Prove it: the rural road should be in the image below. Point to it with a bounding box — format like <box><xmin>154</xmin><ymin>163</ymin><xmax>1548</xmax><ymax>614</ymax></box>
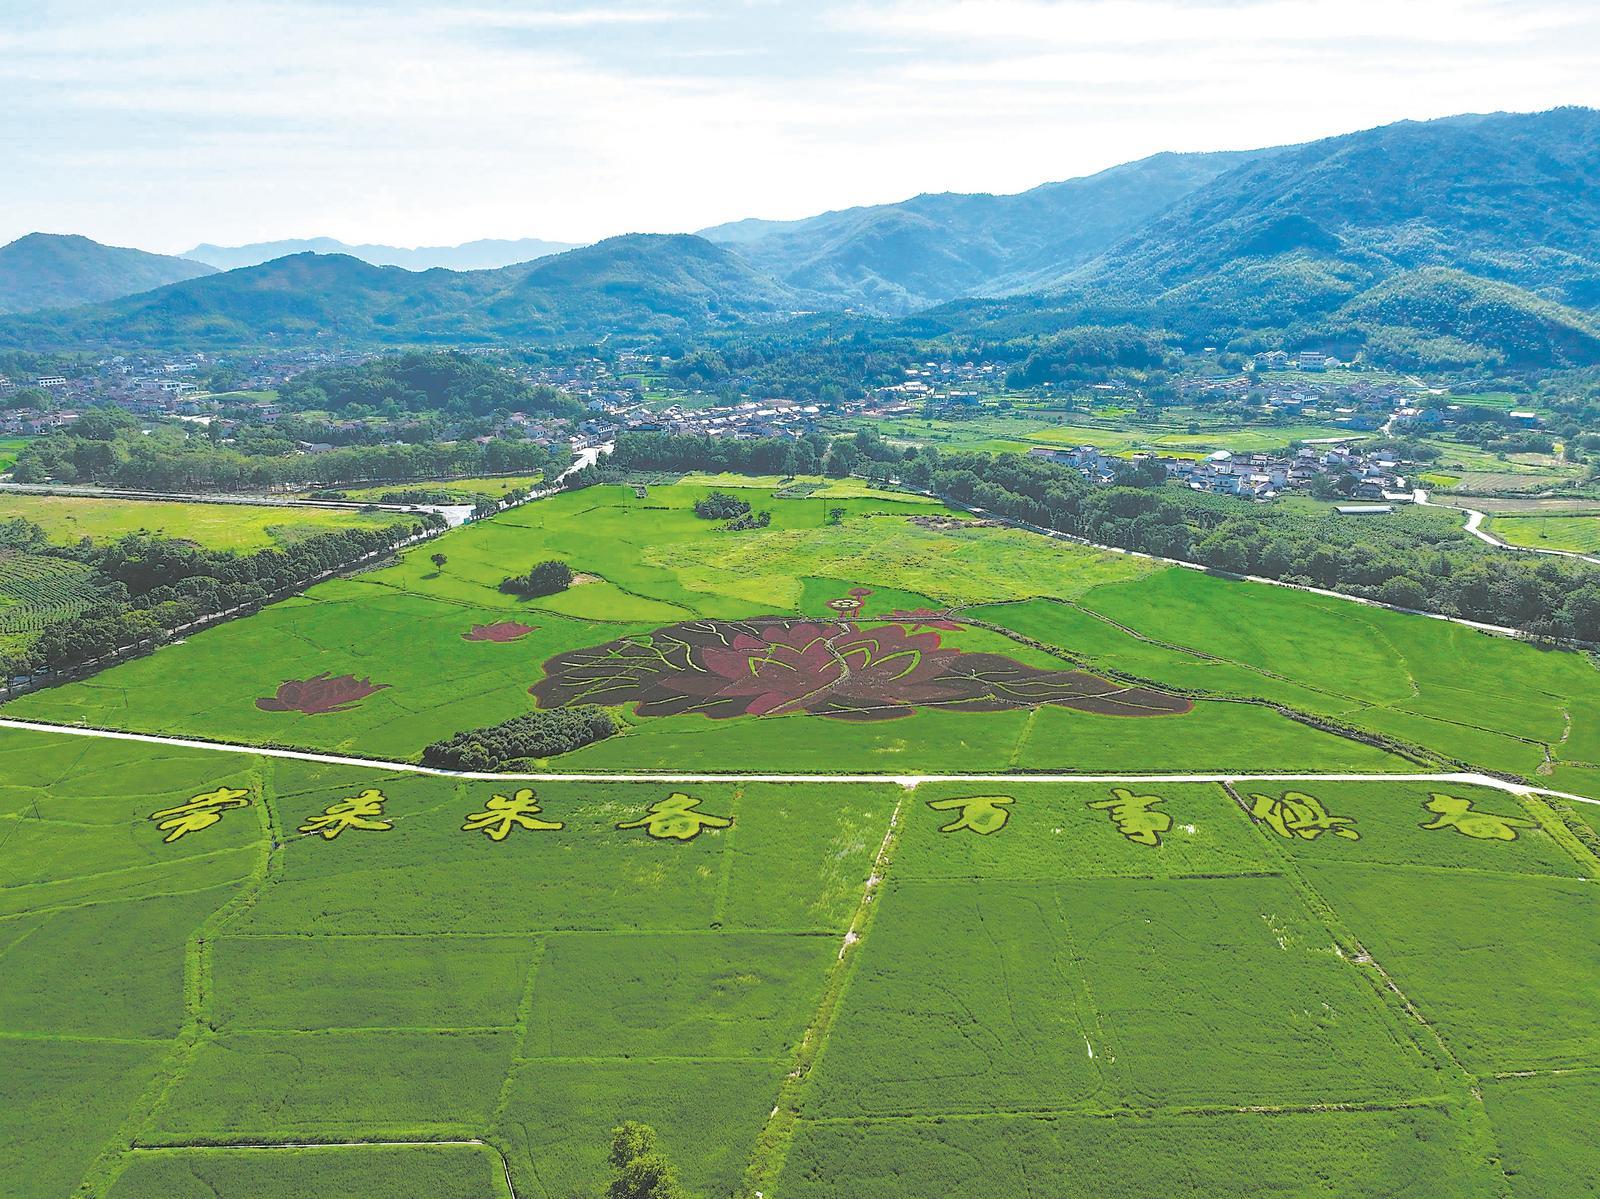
<box><xmin>0</xmin><ymin>479</ymin><xmax>481</xmax><ymax>527</ymax></box>
<box><xmin>3</xmin><ymin>716</ymin><xmax>1595</xmax><ymax>806</ymax></box>
<box><xmin>1414</xmin><ymin>488</ymin><xmax>1600</xmax><ymax>566</ymax></box>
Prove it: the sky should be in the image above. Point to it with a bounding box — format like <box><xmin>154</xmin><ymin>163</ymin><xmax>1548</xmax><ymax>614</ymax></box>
<box><xmin>3</xmin><ymin>0</ymin><xmax>1599</xmax><ymax>254</ymax></box>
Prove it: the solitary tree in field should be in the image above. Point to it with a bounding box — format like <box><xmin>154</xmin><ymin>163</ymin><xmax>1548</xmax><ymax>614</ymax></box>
<box><xmin>607</xmin><ymin>1122</ymin><xmax>685</xmax><ymax>1199</ymax></box>
<box><xmin>430</xmin><ymin>552</ymin><xmax>448</xmax><ymax>571</ymax></box>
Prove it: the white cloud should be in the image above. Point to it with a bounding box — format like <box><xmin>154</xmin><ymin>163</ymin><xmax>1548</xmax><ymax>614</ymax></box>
<box><xmin>0</xmin><ymin>0</ymin><xmax>1597</xmax><ymax>252</ymax></box>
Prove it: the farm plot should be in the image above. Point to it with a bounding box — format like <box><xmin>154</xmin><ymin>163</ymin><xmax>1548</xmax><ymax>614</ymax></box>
<box><xmin>1480</xmin><ymin>1071</ymin><xmax>1600</xmax><ymax>1199</ymax></box>
<box><xmin>4</xmin><ymin>725</ymin><xmax>1596</xmax><ymax>1197</ymax></box>
<box><xmin>0</xmin><ymin>548</ymin><xmax>106</xmax><ymax>638</ymax></box>
<box><xmin>0</xmin><ymin>479</ymin><xmax>1475</xmax><ymax>776</ymax></box>
<box><xmin>0</xmin><ymin>727</ymin><xmax>903</xmax><ymax>1199</ymax></box>
<box><xmin>0</xmin><ymin>492</ymin><xmax>413</xmax><ymax>550</ymax></box>
<box><xmin>106</xmin><ymin>1145</ymin><xmax>512</xmax><ymax>1199</ymax></box>
<box><xmin>1485</xmin><ymin>511</ymin><xmax>1600</xmax><ymax>554</ymax></box>
<box><xmin>777</xmin><ymin>1104</ymin><xmax>1499</xmax><ymax>1199</ymax></box>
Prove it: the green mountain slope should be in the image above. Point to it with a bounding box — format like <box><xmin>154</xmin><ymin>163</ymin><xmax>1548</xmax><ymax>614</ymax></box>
<box><xmin>1322</xmin><ymin>268</ymin><xmax>1600</xmax><ymax>369</ymax></box>
<box><xmin>0</xmin><ymin>233</ymin><xmax>216</xmax><ymax>315</ymax></box>
<box><xmin>1060</xmin><ymin>108</ymin><xmax>1600</xmax><ymax>332</ymax></box>
<box><xmin>700</xmin><ymin>150</ymin><xmax>1274</xmax><ymax>314</ymax></box>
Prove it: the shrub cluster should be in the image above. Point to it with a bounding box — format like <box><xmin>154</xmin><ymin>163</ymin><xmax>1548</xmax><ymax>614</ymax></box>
<box><xmin>693</xmin><ymin>491</ymin><xmax>751</xmax><ymax>520</ymax></box>
<box><xmin>499</xmin><ymin>560</ymin><xmax>573</xmax><ymax>597</ymax></box>
<box><xmin>422</xmin><ymin>705</ymin><xmax>617</xmax><ymax>770</ymax></box>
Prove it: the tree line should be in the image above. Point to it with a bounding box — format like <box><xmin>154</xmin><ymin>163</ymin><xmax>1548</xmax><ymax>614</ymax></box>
<box><xmin>601</xmin><ymin>431</ymin><xmax>1600</xmax><ymax>643</ymax></box>
<box><xmin>14</xmin><ymin>409</ymin><xmax>565</xmax><ymax>492</ymax></box>
<box><xmin>1</xmin><ymin>515</ymin><xmax>437</xmax><ymax>679</ymax></box>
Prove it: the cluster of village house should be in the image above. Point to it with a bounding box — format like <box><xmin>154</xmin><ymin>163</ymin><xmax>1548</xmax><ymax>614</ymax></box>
<box><xmin>0</xmin><ymin>348</ymin><xmax>1545</xmax><ymax>509</ymax></box>
<box><xmin>1027</xmin><ymin>442</ymin><xmax>1414</xmax><ymax>503</ymax></box>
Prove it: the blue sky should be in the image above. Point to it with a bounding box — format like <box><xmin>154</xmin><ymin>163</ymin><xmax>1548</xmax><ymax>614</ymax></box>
<box><xmin>3</xmin><ymin>0</ymin><xmax>1598</xmax><ymax>253</ymax></box>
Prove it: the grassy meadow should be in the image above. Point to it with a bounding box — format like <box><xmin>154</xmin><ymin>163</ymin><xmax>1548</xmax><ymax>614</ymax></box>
<box><xmin>1484</xmin><ymin>510</ymin><xmax>1600</xmax><ymax>554</ymax></box>
<box><xmin>3</xmin><ymin>727</ymin><xmax>1595</xmax><ymax>1197</ymax></box>
<box><xmin>0</xmin><ymin>492</ymin><xmax>413</xmax><ymax>550</ymax></box>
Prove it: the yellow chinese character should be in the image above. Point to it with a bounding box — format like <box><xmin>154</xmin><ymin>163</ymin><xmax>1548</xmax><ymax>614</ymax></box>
<box><xmin>148</xmin><ymin>786</ymin><xmax>251</xmax><ymax>843</ymax></box>
<box><xmin>617</xmin><ymin>794</ymin><xmax>731</xmax><ymax>841</ymax></box>
<box><xmin>298</xmin><ymin>788</ymin><xmax>393</xmax><ymax>840</ymax></box>
<box><xmin>927</xmin><ymin>795</ymin><xmax>1013</xmax><ymax>835</ymax></box>
<box><xmin>1420</xmin><ymin>794</ymin><xmax>1537</xmax><ymax>841</ymax></box>
<box><xmin>1087</xmin><ymin>788</ymin><xmax>1171</xmax><ymax>846</ymax></box>
<box><xmin>463</xmin><ymin>788</ymin><xmax>564</xmax><ymax>840</ymax></box>
<box><xmin>1250</xmin><ymin>791</ymin><xmax>1359</xmax><ymax>841</ymax></box>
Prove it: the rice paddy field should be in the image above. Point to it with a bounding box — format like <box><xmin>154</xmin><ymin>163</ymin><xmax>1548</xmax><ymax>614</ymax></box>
<box><xmin>0</xmin><ymin>435</ymin><xmax>30</xmax><ymax>473</ymax></box>
<box><xmin>1484</xmin><ymin>510</ymin><xmax>1600</xmax><ymax>554</ymax></box>
<box><xmin>4</xmin><ymin>476</ymin><xmax>1598</xmax><ymax>1196</ymax></box>
<box><xmin>0</xmin><ymin>493</ymin><xmax>414</xmax><ymax>550</ymax></box>
<box><xmin>829</xmin><ymin>412</ymin><xmax>1367</xmax><ymax>459</ymax></box>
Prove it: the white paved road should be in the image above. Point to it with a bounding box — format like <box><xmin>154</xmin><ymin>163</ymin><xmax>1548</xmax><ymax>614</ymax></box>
<box><xmin>2</xmin><ymin>717</ymin><xmax>1595</xmax><ymax>805</ymax></box>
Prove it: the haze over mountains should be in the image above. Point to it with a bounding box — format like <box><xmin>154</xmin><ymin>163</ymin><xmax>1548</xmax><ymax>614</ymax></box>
<box><xmin>4</xmin><ymin>108</ymin><xmax>1600</xmax><ymax>366</ymax></box>
<box><xmin>183</xmin><ymin>236</ymin><xmax>577</xmax><ymax>274</ymax></box>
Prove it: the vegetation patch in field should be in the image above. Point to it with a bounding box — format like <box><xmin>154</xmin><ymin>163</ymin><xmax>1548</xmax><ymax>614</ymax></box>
<box><xmin>105</xmin><ymin>1145</ymin><xmax>511</xmax><ymax>1199</ymax></box>
<box><xmin>422</xmin><ymin>704</ymin><xmax>617</xmax><ymax>770</ymax></box>
<box><xmin>256</xmin><ymin>672</ymin><xmax>390</xmax><ymax>716</ymax></box>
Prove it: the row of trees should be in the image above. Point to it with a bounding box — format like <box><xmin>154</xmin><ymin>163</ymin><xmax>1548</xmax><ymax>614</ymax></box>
<box><xmin>601</xmin><ymin>432</ymin><xmax>1600</xmax><ymax>643</ymax></box>
<box><xmin>14</xmin><ymin>415</ymin><xmax>563</xmax><ymax>492</ymax></box>
<box><xmin>2</xmin><ymin>516</ymin><xmax>436</xmax><ymax>678</ymax></box>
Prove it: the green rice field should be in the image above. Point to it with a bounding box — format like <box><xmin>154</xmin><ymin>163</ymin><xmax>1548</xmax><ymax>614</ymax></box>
<box><xmin>1</xmin><ymin>728</ymin><xmax>1595</xmax><ymax>1198</ymax></box>
<box><xmin>1485</xmin><ymin>511</ymin><xmax>1600</xmax><ymax>554</ymax></box>
<box><xmin>0</xmin><ymin>493</ymin><xmax>414</xmax><ymax>551</ymax></box>
<box><xmin>3</xmin><ymin>474</ymin><xmax>1597</xmax><ymax>1196</ymax></box>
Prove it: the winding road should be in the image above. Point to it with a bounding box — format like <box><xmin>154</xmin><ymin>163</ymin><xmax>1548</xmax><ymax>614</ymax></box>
<box><xmin>1414</xmin><ymin>487</ymin><xmax>1600</xmax><ymax>566</ymax></box>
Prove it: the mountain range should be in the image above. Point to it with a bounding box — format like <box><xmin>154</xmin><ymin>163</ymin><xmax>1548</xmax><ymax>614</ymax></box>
<box><xmin>4</xmin><ymin>107</ymin><xmax>1600</xmax><ymax>366</ymax></box>
<box><xmin>0</xmin><ymin>235</ymin><xmax>802</xmax><ymax>349</ymax></box>
<box><xmin>183</xmin><ymin>236</ymin><xmax>578</xmax><ymax>273</ymax></box>
<box><xmin>697</xmin><ymin>148</ymin><xmax>1276</xmax><ymax>314</ymax></box>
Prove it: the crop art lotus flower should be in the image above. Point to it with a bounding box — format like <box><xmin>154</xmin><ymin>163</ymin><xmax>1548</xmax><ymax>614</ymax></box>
<box><xmin>255</xmin><ymin>673</ymin><xmax>390</xmax><ymax>715</ymax></box>
<box><xmin>462</xmin><ymin>621</ymin><xmax>536</xmax><ymax>643</ymax></box>
<box><xmin>690</xmin><ymin>621</ymin><xmax>953</xmax><ymax>716</ymax></box>
<box><xmin>532</xmin><ymin>601</ymin><xmax>1193</xmax><ymax>724</ymax></box>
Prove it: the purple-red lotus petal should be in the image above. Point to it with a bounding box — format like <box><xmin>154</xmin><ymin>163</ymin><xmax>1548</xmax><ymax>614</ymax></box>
<box><xmin>463</xmin><ymin>621</ymin><xmax>536</xmax><ymax>643</ymax></box>
<box><xmin>529</xmin><ymin>617</ymin><xmax>1193</xmax><ymax>724</ymax></box>
<box><xmin>886</xmin><ymin>607</ymin><xmax>965</xmax><ymax>632</ymax></box>
<box><xmin>256</xmin><ymin>672</ymin><xmax>390</xmax><ymax>715</ymax></box>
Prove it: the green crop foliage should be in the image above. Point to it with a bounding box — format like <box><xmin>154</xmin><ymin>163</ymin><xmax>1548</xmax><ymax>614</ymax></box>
<box><xmin>3</xmin><ymin>470</ymin><xmax>1599</xmax><ymax>1198</ymax></box>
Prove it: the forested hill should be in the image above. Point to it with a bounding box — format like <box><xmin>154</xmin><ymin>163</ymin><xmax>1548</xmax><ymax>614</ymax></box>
<box><xmin>0</xmin><ymin>234</ymin><xmax>804</xmax><ymax>349</ymax></box>
<box><xmin>0</xmin><ymin>233</ymin><xmax>216</xmax><ymax>316</ymax></box>
<box><xmin>699</xmin><ymin>149</ymin><xmax>1274</xmax><ymax>314</ymax></box>
<box><xmin>1035</xmin><ymin>107</ymin><xmax>1600</xmax><ymax>364</ymax></box>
